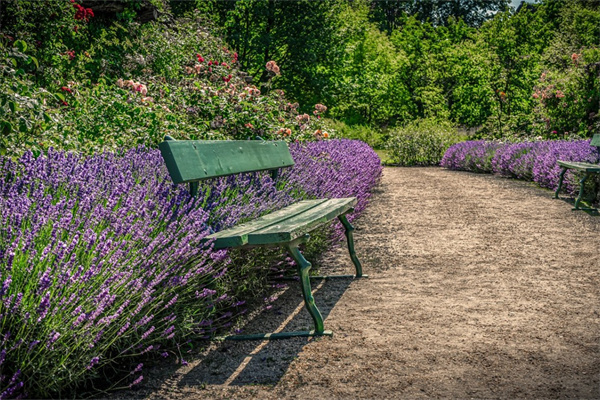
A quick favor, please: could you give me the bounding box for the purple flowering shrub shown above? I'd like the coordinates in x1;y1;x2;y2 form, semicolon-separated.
491;142;550;180
285;140;382;222
0;139;381;398
441;139;600;197
440;141;503;173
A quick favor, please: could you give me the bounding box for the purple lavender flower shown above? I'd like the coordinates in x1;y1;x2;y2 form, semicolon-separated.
129;375;143;388
87;357;100;370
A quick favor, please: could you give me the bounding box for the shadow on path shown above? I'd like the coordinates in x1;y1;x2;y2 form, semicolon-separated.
176;276;353;387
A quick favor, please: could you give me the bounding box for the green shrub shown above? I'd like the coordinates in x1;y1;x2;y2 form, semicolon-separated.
386;118;463;166
323;119;385;149
0;11;332;157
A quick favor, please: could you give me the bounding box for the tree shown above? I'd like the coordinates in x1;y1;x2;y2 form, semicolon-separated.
371;0;510;33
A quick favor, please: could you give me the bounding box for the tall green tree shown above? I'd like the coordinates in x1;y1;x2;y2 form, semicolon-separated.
371;0;510;34
205;0;339;108
479;5;554;135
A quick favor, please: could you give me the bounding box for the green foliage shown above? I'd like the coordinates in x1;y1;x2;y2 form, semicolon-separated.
196;0;599;142
328;2;414;126
370;0;509;33
323;119;385;149
0;9;332;157
386;118;464;166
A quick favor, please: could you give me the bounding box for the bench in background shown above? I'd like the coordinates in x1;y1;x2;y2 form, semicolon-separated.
554;134;600;210
159;136;365;340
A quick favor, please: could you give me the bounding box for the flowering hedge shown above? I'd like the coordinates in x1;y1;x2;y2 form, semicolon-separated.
441;139;600;198
0;139;381;398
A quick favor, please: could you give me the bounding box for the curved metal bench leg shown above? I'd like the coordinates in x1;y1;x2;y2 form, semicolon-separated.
573;173;589;210
555;167;567;199
287;237;327;335
338;214;365;278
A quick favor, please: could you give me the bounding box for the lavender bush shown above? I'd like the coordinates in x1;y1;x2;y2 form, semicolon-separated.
0;139;381;398
440;140;503;173
441;139;600;198
491;141;549;180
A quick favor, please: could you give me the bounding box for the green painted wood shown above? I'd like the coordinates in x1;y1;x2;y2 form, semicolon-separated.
159;139;294;184
338;214;364;277
288;242;325;334
590;134;600;147
204;200;328;249
557;161;600;172
247;198;357;245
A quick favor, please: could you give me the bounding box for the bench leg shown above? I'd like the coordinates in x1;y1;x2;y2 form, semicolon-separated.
573;173;590;210
555;167;567;199
287;239;327;335
338;214;365;278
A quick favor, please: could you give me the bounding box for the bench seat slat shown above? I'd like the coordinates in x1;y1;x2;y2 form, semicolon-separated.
557;161;600;172
247;197;357;245
205;199;329;248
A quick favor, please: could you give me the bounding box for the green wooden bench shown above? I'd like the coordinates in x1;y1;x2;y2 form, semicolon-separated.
554;134;600;210
159;136;365;340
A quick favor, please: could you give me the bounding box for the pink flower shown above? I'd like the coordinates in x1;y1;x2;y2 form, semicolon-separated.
314;103;327;114
266;60;280;75
555;90;565;98
295;114;310;123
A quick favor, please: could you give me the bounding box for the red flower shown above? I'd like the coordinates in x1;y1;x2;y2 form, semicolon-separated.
66;50;76;60
61;100;69;106
61;86;73;94
73;3;94;21
196;54;204;63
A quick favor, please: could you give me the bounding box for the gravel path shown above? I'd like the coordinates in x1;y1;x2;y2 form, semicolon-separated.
123;167;600;399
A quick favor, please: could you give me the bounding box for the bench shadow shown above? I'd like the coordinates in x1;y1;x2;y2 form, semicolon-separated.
177;276;353;387
556;196;599;216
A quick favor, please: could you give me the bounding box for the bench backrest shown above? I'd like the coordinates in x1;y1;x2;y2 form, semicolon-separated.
159;137;295;195
591;134;600;147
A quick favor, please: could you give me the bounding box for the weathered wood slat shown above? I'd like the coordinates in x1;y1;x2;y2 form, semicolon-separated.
247;197;357;245
557;161;600;172
159;140;295;184
205;200;328;249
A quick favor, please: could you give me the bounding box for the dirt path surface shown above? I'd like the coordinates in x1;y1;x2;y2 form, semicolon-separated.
126;167;600;399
